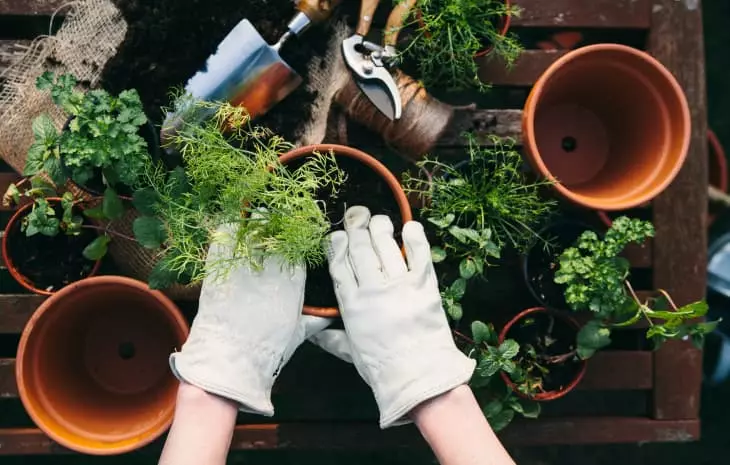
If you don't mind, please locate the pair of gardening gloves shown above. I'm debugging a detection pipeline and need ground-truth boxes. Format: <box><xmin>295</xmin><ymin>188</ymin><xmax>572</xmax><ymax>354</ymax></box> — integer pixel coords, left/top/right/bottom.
<box><xmin>169</xmin><ymin>206</ymin><xmax>475</xmax><ymax>428</ymax></box>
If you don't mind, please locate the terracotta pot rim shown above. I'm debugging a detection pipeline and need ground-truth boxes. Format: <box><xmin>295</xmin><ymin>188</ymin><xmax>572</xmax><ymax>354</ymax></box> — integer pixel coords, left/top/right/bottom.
<box><xmin>415</xmin><ymin>0</ymin><xmax>512</xmax><ymax>58</ymax></box>
<box><xmin>15</xmin><ymin>275</ymin><xmax>188</xmax><ymax>455</ymax></box>
<box><xmin>598</xmin><ymin>128</ymin><xmax>727</xmax><ymax>227</ymax></box>
<box><xmin>279</xmin><ymin>144</ymin><xmax>413</xmax><ymax>318</ymax></box>
<box><xmin>1</xmin><ymin>197</ymin><xmax>102</xmax><ymax>296</ymax></box>
<box><xmin>498</xmin><ymin>306</ymin><xmax>587</xmax><ymax>401</ymax></box>
<box><xmin>523</xmin><ymin>43</ymin><xmax>691</xmax><ymax>211</ymax></box>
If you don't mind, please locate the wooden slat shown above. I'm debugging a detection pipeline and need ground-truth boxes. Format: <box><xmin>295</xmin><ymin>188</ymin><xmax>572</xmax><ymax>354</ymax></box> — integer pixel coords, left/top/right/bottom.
<box><xmin>478</xmin><ymin>50</ymin><xmax>567</xmax><ymax>87</ymax></box>
<box><xmin>512</xmin><ymin>0</ymin><xmax>652</xmax><ymax>29</ymax></box>
<box><xmin>440</xmin><ymin>109</ymin><xmax>522</xmax><ymax>146</ymax></box>
<box><xmin>0</xmin><ymin>418</ymin><xmax>700</xmax><ymax>454</ymax></box>
<box><xmin>623</xmin><ymin>240</ymin><xmax>652</xmax><ymax>268</ymax></box>
<box><xmin>578</xmin><ymin>351</ymin><xmax>653</xmax><ymax>390</ymax></box>
<box><xmin>648</xmin><ymin>0</ymin><xmax>706</xmax><ymax>421</ymax></box>
<box><xmin>0</xmin><ymin>359</ymin><xmax>17</xmax><ymax>398</ymax></box>
<box><xmin>0</xmin><ymin>295</ymin><xmax>46</xmax><ymax>333</ymax></box>
<box><xmin>0</xmin><ymin>0</ymin><xmax>65</xmax><ymax>15</ymax></box>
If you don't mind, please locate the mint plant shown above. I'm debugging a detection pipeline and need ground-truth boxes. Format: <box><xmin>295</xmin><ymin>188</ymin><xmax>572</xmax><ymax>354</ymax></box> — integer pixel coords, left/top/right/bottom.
<box><xmin>555</xmin><ymin>216</ymin><xmax>719</xmax><ymax>359</ymax></box>
<box><xmin>461</xmin><ymin>321</ymin><xmax>541</xmax><ymax>431</ymax></box>
<box><xmin>25</xmin><ymin>72</ymin><xmax>151</xmax><ymax>199</ymax></box>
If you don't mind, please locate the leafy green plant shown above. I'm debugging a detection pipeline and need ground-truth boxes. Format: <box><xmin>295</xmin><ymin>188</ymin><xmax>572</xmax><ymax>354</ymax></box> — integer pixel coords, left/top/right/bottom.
<box><xmin>405</xmin><ymin>134</ymin><xmax>555</xmax><ymax>320</ymax></box>
<box><xmin>555</xmin><ymin>216</ymin><xmax>719</xmax><ymax>359</ymax></box>
<box><xmin>461</xmin><ymin>321</ymin><xmax>541</xmax><ymax>431</ymax></box>
<box><xmin>24</xmin><ymin>72</ymin><xmax>151</xmax><ymax>198</ymax></box>
<box><xmin>134</xmin><ymin>100</ymin><xmax>346</xmax><ymax>288</ymax></box>
<box><xmin>3</xmin><ymin>178</ymin><xmax>126</xmax><ymax>261</ymax></box>
<box><xmin>402</xmin><ymin>0</ymin><xmax>522</xmax><ymax>91</ymax></box>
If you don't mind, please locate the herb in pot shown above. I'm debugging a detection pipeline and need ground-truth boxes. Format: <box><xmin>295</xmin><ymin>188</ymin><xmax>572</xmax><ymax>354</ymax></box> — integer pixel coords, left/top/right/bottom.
<box><xmin>133</xmin><ymin>101</ymin><xmax>346</xmax><ymax>288</ymax></box>
<box><xmin>402</xmin><ymin>0</ymin><xmax>522</xmax><ymax>91</ymax></box>
<box><xmin>555</xmin><ymin>216</ymin><xmax>720</xmax><ymax>359</ymax></box>
<box><xmin>24</xmin><ymin>72</ymin><xmax>152</xmax><ymax>198</ymax></box>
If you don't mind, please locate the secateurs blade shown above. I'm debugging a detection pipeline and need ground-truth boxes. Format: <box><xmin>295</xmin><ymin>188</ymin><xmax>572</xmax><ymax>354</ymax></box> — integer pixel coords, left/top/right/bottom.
<box><xmin>342</xmin><ymin>0</ymin><xmax>416</xmax><ymax>120</ymax></box>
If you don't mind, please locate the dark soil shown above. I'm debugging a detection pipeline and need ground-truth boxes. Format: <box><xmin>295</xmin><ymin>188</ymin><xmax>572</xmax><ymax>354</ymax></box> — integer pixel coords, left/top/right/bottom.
<box><xmin>102</xmin><ymin>0</ymin><xmax>345</xmax><ymax>142</ymax></box>
<box><xmin>6</xmin><ymin>204</ymin><xmax>98</xmax><ymax>292</ymax></box>
<box><xmin>523</xmin><ymin>220</ymin><xmax>595</xmax><ymax>310</ymax></box>
<box><xmin>505</xmin><ymin>310</ymin><xmax>582</xmax><ymax>394</ymax></box>
<box><xmin>288</xmin><ymin>155</ymin><xmax>404</xmax><ymax>309</ymax></box>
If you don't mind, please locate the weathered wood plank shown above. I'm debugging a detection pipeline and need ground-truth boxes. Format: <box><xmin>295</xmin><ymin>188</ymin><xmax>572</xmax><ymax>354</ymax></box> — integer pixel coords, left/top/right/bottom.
<box><xmin>0</xmin><ymin>295</ymin><xmax>46</xmax><ymax>333</ymax></box>
<box><xmin>578</xmin><ymin>351</ymin><xmax>652</xmax><ymax>391</ymax></box>
<box><xmin>0</xmin><ymin>359</ymin><xmax>17</xmax><ymax>398</ymax></box>
<box><xmin>648</xmin><ymin>0</ymin><xmax>707</xmax><ymax>421</ymax></box>
<box><xmin>513</xmin><ymin>0</ymin><xmax>652</xmax><ymax>29</ymax></box>
<box><xmin>0</xmin><ymin>0</ymin><xmax>65</xmax><ymax>15</ymax></box>
<box><xmin>439</xmin><ymin>109</ymin><xmax>522</xmax><ymax>146</ymax></box>
<box><xmin>478</xmin><ymin>50</ymin><xmax>567</xmax><ymax>87</ymax></box>
<box><xmin>0</xmin><ymin>418</ymin><xmax>700</xmax><ymax>454</ymax></box>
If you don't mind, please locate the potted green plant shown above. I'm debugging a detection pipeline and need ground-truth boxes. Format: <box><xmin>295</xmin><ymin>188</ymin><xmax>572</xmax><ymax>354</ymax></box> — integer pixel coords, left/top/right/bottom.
<box><xmin>404</xmin><ymin>134</ymin><xmax>556</xmax><ymax>320</ymax></box>
<box><xmin>24</xmin><ymin>72</ymin><xmax>155</xmax><ymax>201</ymax></box>
<box><xmin>405</xmin><ymin>0</ymin><xmax>522</xmax><ymax>91</ymax></box>
<box><xmin>1</xmin><ymin>180</ymin><xmax>108</xmax><ymax>295</ymax></box>
<box><xmin>555</xmin><ymin>216</ymin><xmax>719</xmax><ymax>359</ymax></box>
<box><xmin>458</xmin><ymin>320</ymin><xmax>542</xmax><ymax>431</ymax></box>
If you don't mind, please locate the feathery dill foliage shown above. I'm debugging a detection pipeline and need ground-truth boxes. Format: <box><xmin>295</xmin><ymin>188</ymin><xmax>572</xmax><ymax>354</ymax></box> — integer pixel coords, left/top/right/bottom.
<box><xmin>138</xmin><ymin>101</ymin><xmax>345</xmax><ymax>287</ymax></box>
<box><xmin>407</xmin><ymin>134</ymin><xmax>556</xmax><ymax>261</ymax></box>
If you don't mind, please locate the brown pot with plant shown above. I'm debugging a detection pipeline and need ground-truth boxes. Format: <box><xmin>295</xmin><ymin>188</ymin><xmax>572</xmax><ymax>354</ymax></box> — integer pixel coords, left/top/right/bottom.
<box><xmin>522</xmin><ymin>44</ymin><xmax>691</xmax><ymax>211</ymax></box>
<box><xmin>280</xmin><ymin>143</ymin><xmax>413</xmax><ymax>318</ymax></box>
<box><xmin>1</xmin><ymin>192</ymin><xmax>103</xmax><ymax>295</ymax></box>
<box><xmin>498</xmin><ymin>307</ymin><xmax>587</xmax><ymax>401</ymax></box>
<box><xmin>16</xmin><ymin>276</ymin><xmax>189</xmax><ymax>455</ymax></box>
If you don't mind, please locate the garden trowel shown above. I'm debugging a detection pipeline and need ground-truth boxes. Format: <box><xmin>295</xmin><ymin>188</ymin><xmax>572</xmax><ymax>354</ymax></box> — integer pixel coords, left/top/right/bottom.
<box><xmin>161</xmin><ymin>0</ymin><xmax>341</xmax><ymax>144</ymax></box>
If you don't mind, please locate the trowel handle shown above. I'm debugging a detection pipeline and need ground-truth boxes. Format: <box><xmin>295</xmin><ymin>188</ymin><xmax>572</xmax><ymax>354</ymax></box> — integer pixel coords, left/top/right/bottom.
<box><xmin>355</xmin><ymin>0</ymin><xmax>380</xmax><ymax>36</ymax></box>
<box><xmin>384</xmin><ymin>0</ymin><xmax>416</xmax><ymax>47</ymax></box>
<box><xmin>297</xmin><ymin>0</ymin><xmax>344</xmax><ymax>24</ymax></box>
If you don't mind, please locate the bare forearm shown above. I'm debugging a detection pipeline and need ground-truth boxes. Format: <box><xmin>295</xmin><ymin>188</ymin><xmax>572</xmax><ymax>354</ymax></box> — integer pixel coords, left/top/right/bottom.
<box><xmin>159</xmin><ymin>382</ymin><xmax>238</xmax><ymax>465</ymax></box>
<box><xmin>411</xmin><ymin>385</ymin><xmax>515</xmax><ymax>465</ymax></box>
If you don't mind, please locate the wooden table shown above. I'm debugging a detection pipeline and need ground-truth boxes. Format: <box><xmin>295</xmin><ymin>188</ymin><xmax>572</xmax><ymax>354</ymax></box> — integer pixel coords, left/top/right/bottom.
<box><xmin>0</xmin><ymin>0</ymin><xmax>708</xmax><ymax>454</ymax></box>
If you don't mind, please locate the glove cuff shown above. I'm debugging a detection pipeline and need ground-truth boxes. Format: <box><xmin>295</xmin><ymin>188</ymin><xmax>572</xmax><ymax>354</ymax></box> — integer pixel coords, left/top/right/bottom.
<box><xmin>169</xmin><ymin>348</ymin><xmax>276</xmax><ymax>417</ymax></box>
<box><xmin>374</xmin><ymin>345</ymin><xmax>476</xmax><ymax>429</ymax></box>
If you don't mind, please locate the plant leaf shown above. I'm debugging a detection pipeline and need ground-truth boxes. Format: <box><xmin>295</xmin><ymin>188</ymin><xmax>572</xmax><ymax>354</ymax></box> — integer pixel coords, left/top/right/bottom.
<box><xmin>476</xmin><ymin>356</ymin><xmax>501</xmax><ymax>378</ymax></box>
<box><xmin>498</xmin><ymin>339</ymin><xmax>520</xmax><ymax>359</ymax></box>
<box><xmin>431</xmin><ymin>246</ymin><xmax>447</xmax><ymax>263</ymax></box>
<box><xmin>446</xmin><ymin>301</ymin><xmax>463</xmax><ymax>321</ymax></box>
<box><xmin>450</xmin><ymin>278</ymin><xmax>467</xmax><ymax>300</ymax></box>
<box><xmin>148</xmin><ymin>257</ymin><xmax>179</xmax><ymax>289</ymax></box>
<box><xmin>103</xmin><ymin>187</ymin><xmax>124</xmax><ymax>220</ymax></box>
<box><xmin>133</xmin><ymin>216</ymin><xmax>166</xmax><ymax>249</ymax></box>
<box><xmin>82</xmin><ymin>234</ymin><xmax>111</xmax><ymax>260</ymax></box>
<box><xmin>132</xmin><ymin>187</ymin><xmax>158</xmax><ymax>215</ymax></box>
<box><xmin>488</xmin><ymin>409</ymin><xmax>515</xmax><ymax>432</ymax></box>
<box><xmin>83</xmin><ymin>204</ymin><xmax>107</xmax><ymax>220</ymax></box>
<box><xmin>471</xmin><ymin>320</ymin><xmax>492</xmax><ymax>345</ymax></box>
<box><xmin>482</xmin><ymin>400</ymin><xmax>503</xmax><ymax>418</ymax></box>
<box><xmin>427</xmin><ymin>213</ymin><xmax>455</xmax><ymax>229</ymax></box>
<box><xmin>449</xmin><ymin>225</ymin><xmax>481</xmax><ymax>244</ymax></box>
<box><xmin>519</xmin><ymin>400</ymin><xmax>541</xmax><ymax>419</ymax></box>
<box><xmin>460</xmin><ymin>257</ymin><xmax>477</xmax><ymax>279</ymax></box>
<box><xmin>576</xmin><ymin>321</ymin><xmax>612</xmax><ymax>356</ymax></box>
<box><xmin>31</xmin><ymin>114</ymin><xmax>57</xmax><ymax>141</ymax></box>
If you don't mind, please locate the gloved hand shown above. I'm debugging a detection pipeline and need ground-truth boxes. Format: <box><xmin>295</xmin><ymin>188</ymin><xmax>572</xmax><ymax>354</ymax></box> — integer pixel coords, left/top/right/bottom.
<box><xmin>323</xmin><ymin>206</ymin><xmax>475</xmax><ymax>428</ymax></box>
<box><xmin>169</xmin><ymin>225</ymin><xmax>333</xmax><ymax>416</ymax></box>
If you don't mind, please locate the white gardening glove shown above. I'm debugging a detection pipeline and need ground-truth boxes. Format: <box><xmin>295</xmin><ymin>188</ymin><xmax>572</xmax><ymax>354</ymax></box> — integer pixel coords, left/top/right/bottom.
<box><xmin>169</xmin><ymin>225</ymin><xmax>334</xmax><ymax>416</ymax></box>
<box><xmin>325</xmin><ymin>206</ymin><xmax>475</xmax><ymax>428</ymax></box>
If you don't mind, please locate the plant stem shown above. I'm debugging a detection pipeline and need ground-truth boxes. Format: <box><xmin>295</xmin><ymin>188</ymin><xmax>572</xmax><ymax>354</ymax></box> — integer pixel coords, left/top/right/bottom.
<box><xmin>453</xmin><ymin>330</ymin><xmax>475</xmax><ymax>345</ymax></box>
<box><xmin>537</xmin><ymin>349</ymin><xmax>576</xmax><ymax>365</ymax></box>
<box><xmin>81</xmin><ymin>224</ymin><xmax>136</xmax><ymax>242</ymax></box>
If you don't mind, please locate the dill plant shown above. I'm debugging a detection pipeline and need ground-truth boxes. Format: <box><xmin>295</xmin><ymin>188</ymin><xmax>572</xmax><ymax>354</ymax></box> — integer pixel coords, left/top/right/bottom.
<box><xmin>133</xmin><ymin>101</ymin><xmax>345</xmax><ymax>288</ymax></box>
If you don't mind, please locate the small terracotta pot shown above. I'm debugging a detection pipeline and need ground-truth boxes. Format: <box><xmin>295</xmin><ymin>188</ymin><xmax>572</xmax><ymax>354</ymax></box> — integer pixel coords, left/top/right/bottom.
<box><xmin>16</xmin><ymin>276</ymin><xmax>189</xmax><ymax>455</ymax></box>
<box><xmin>2</xmin><ymin>198</ymin><xmax>103</xmax><ymax>295</ymax></box>
<box><xmin>523</xmin><ymin>44</ymin><xmax>691</xmax><ymax>211</ymax></box>
<box><xmin>597</xmin><ymin>128</ymin><xmax>728</xmax><ymax>227</ymax></box>
<box><xmin>499</xmin><ymin>307</ymin><xmax>587</xmax><ymax>401</ymax></box>
<box><xmin>279</xmin><ymin>144</ymin><xmax>413</xmax><ymax>318</ymax></box>
<box><xmin>416</xmin><ymin>0</ymin><xmax>512</xmax><ymax>57</ymax></box>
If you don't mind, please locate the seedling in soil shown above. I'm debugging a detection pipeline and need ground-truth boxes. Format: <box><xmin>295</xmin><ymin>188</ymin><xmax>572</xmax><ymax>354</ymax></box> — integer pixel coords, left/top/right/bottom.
<box><xmin>555</xmin><ymin>216</ymin><xmax>720</xmax><ymax>358</ymax></box>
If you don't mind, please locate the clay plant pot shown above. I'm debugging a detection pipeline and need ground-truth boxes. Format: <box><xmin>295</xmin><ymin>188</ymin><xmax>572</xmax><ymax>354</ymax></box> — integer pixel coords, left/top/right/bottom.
<box><xmin>521</xmin><ymin>220</ymin><xmax>595</xmax><ymax>310</ymax></box>
<box><xmin>597</xmin><ymin>128</ymin><xmax>728</xmax><ymax>227</ymax></box>
<box><xmin>279</xmin><ymin>144</ymin><xmax>413</xmax><ymax>318</ymax></box>
<box><xmin>16</xmin><ymin>276</ymin><xmax>189</xmax><ymax>455</ymax></box>
<box><xmin>499</xmin><ymin>307</ymin><xmax>587</xmax><ymax>401</ymax></box>
<box><xmin>2</xmin><ymin>198</ymin><xmax>102</xmax><ymax>295</ymax></box>
<box><xmin>523</xmin><ymin>44</ymin><xmax>691</xmax><ymax>211</ymax></box>
<box><xmin>416</xmin><ymin>0</ymin><xmax>512</xmax><ymax>57</ymax></box>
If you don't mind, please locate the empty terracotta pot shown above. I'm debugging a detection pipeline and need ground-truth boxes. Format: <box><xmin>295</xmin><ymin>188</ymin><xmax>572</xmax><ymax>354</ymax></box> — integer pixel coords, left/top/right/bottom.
<box><xmin>16</xmin><ymin>276</ymin><xmax>189</xmax><ymax>455</ymax></box>
<box><xmin>523</xmin><ymin>44</ymin><xmax>691</xmax><ymax>210</ymax></box>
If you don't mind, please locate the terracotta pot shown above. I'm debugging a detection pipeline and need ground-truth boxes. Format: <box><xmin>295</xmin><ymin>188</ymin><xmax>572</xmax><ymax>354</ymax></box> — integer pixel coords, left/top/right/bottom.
<box><xmin>416</xmin><ymin>0</ymin><xmax>512</xmax><ymax>57</ymax></box>
<box><xmin>2</xmin><ymin>198</ymin><xmax>103</xmax><ymax>295</ymax></box>
<box><xmin>523</xmin><ymin>44</ymin><xmax>691</xmax><ymax>211</ymax></box>
<box><xmin>279</xmin><ymin>144</ymin><xmax>413</xmax><ymax>318</ymax></box>
<box><xmin>16</xmin><ymin>276</ymin><xmax>189</xmax><ymax>455</ymax></box>
<box><xmin>498</xmin><ymin>307</ymin><xmax>587</xmax><ymax>401</ymax></box>
<box><xmin>597</xmin><ymin>128</ymin><xmax>728</xmax><ymax>227</ymax></box>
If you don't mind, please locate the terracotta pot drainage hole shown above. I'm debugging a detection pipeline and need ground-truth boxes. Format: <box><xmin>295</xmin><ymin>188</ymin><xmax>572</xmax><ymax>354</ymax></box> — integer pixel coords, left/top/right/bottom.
<box><xmin>118</xmin><ymin>342</ymin><xmax>136</xmax><ymax>360</ymax></box>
